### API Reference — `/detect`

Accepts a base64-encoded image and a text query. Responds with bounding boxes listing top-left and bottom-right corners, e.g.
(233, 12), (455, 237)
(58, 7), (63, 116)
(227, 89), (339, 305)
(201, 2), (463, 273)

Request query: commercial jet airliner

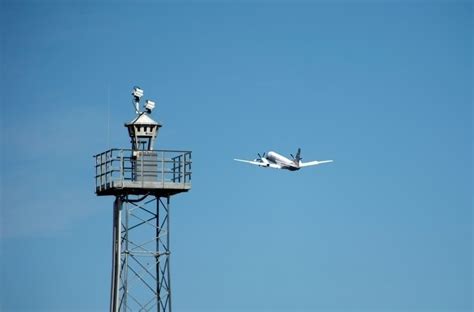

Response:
(234, 148), (333, 171)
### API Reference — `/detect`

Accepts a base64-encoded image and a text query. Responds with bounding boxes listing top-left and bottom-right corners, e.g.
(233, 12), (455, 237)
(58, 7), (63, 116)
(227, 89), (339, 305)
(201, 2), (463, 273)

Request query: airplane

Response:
(234, 148), (333, 171)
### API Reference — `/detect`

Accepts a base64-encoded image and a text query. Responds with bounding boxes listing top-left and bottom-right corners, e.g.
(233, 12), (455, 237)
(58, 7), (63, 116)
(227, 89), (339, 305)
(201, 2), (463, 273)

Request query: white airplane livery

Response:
(234, 148), (333, 171)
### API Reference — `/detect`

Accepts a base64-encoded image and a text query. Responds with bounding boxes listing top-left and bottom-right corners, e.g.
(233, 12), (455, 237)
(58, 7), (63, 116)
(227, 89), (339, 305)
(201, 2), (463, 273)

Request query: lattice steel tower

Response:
(94, 87), (192, 312)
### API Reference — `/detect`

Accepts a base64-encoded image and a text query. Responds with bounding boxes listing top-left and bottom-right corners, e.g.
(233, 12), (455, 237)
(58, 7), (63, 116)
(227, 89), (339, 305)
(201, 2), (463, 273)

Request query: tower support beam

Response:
(110, 195), (172, 312)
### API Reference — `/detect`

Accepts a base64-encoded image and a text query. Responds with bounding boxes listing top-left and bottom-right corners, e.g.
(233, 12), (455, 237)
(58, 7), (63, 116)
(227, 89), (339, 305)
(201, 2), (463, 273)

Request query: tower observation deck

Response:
(95, 148), (191, 196)
(94, 87), (191, 312)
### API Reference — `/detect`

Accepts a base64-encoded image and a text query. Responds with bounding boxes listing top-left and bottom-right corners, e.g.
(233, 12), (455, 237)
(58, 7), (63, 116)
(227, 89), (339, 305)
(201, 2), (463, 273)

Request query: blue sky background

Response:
(0, 1), (472, 311)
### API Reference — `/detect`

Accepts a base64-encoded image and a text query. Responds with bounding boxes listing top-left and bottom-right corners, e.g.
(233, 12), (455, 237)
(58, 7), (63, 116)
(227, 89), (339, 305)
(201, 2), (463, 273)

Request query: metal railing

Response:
(95, 149), (192, 192)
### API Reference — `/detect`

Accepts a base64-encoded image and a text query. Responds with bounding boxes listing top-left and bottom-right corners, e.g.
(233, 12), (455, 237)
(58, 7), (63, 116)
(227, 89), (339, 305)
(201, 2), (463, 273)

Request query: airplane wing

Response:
(234, 159), (282, 169)
(299, 160), (333, 168)
(234, 159), (266, 166)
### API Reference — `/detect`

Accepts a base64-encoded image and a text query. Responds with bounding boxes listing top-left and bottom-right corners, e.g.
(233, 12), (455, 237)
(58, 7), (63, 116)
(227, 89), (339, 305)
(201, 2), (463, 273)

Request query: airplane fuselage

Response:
(267, 151), (300, 171)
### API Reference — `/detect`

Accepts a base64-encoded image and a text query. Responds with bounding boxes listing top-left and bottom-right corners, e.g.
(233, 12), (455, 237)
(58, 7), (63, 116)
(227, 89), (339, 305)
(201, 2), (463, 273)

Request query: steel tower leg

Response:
(111, 196), (122, 312)
(157, 196), (172, 312)
(109, 195), (172, 312)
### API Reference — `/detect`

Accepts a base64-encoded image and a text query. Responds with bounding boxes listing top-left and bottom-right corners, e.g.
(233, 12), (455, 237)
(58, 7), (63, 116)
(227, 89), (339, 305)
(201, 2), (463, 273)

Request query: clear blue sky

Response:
(0, 1), (472, 311)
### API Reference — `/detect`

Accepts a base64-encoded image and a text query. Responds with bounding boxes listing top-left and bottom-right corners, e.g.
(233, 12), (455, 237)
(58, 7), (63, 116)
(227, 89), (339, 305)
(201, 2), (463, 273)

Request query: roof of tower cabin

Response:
(125, 113), (162, 127)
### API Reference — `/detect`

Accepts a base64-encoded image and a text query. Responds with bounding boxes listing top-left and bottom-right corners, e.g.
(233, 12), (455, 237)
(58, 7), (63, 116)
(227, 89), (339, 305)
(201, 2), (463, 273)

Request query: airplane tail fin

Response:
(295, 148), (301, 161)
(292, 148), (302, 166)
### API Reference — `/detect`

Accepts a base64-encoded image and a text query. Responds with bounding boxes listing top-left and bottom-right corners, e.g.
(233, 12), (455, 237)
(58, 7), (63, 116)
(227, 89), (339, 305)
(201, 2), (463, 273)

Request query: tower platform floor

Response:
(96, 180), (191, 196)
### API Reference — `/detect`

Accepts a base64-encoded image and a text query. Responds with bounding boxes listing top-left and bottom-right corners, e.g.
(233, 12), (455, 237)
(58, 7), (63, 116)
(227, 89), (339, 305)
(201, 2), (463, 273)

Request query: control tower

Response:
(94, 87), (191, 312)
